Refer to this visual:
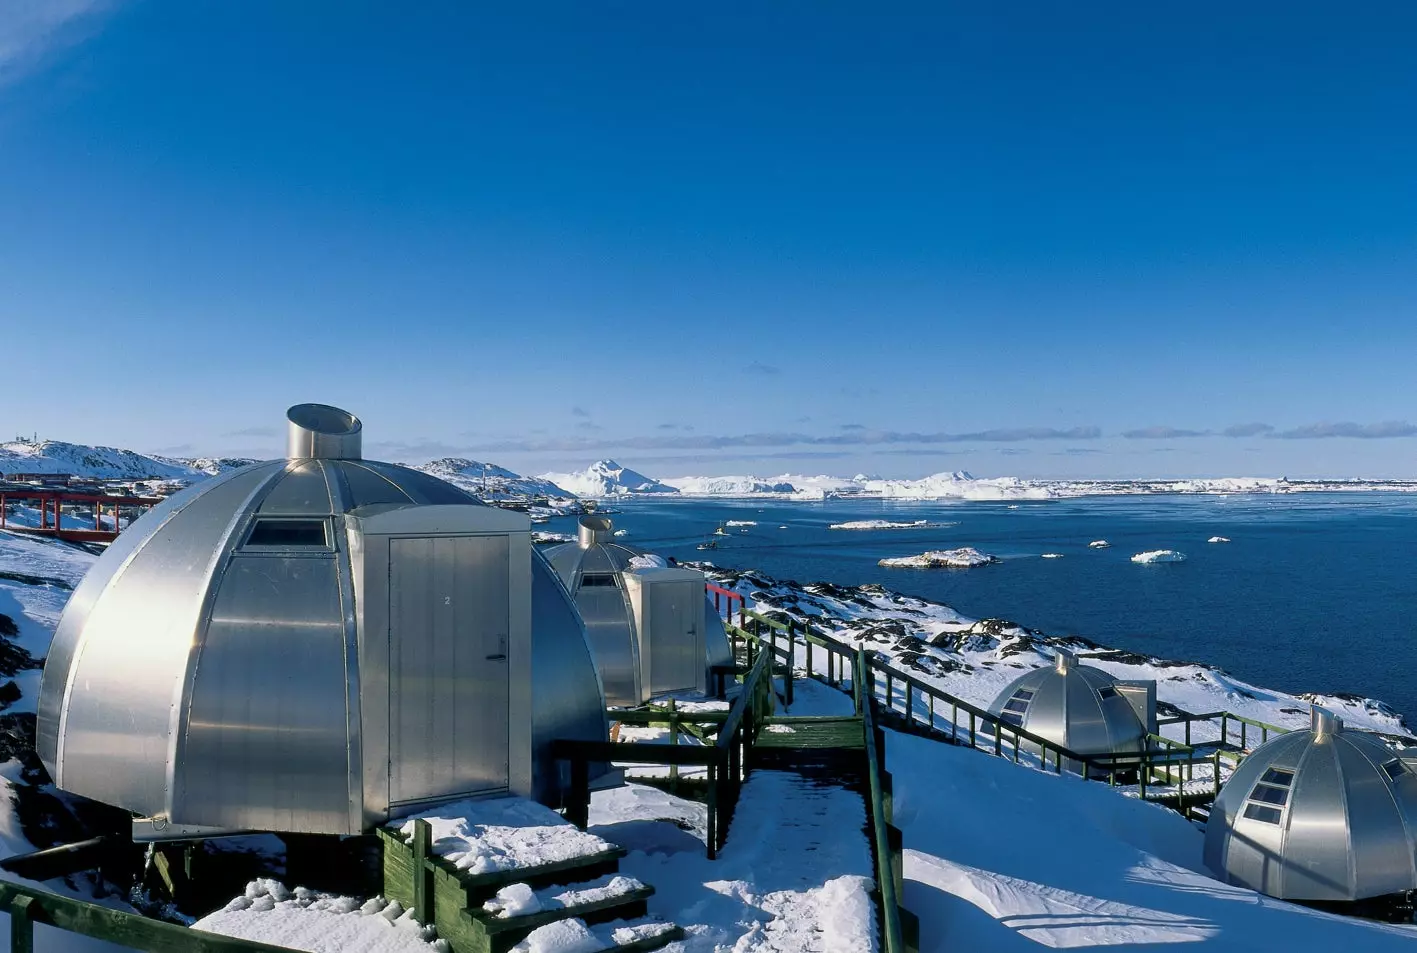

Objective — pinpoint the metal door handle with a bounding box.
[486,654,507,661]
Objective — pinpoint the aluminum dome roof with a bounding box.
[1204,708,1417,901]
[987,650,1150,758]
[36,405,607,835]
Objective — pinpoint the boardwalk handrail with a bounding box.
[0,878,296,953]
[858,652,909,953]
[718,598,1299,806]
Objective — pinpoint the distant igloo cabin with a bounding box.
[36,404,607,840]
[545,517,734,707]
[987,649,1156,763]
[1204,707,1417,902]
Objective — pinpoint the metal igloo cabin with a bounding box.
[545,517,733,707]
[987,649,1157,761]
[36,404,607,839]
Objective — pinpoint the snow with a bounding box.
[1209,536,1232,543]
[193,880,445,953]
[538,461,677,498]
[702,565,1412,738]
[414,459,576,502]
[1088,540,1111,548]
[590,771,877,952]
[613,529,629,537]
[626,554,668,570]
[878,547,1000,569]
[1040,553,1063,558]
[828,519,954,531]
[663,473,863,499]
[483,876,645,919]
[509,917,675,953]
[858,471,1055,501]
[890,731,1417,951]
[0,439,204,481]
[1131,550,1188,564]
[394,797,613,875]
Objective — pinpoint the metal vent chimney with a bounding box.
[286,403,362,460]
[578,516,614,546]
[1054,648,1075,674]
[1312,706,1344,739]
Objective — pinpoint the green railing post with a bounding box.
[1213,748,1221,799]
[10,896,35,953]
[411,818,434,925]
[706,759,718,860]
[668,698,679,794]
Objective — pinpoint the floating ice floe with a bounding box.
[725,520,757,527]
[828,519,953,531]
[1041,553,1064,559]
[1088,540,1111,548]
[1208,536,1231,543]
[613,529,629,537]
[1131,550,1187,564]
[879,548,1000,569]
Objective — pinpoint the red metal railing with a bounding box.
[0,490,162,543]
[706,582,746,628]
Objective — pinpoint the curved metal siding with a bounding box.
[46,463,284,816]
[529,555,609,800]
[1205,727,1417,901]
[702,599,733,671]
[988,663,1147,758]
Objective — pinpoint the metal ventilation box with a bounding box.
[623,567,707,696]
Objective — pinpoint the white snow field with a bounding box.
[413,459,577,502]
[1131,550,1188,564]
[878,548,1000,569]
[891,731,1417,951]
[538,461,677,497]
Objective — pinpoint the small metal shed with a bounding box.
[1204,708,1417,902]
[36,404,607,839]
[545,517,733,706]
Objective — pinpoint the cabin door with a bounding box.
[388,535,510,806]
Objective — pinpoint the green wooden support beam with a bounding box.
[10,896,34,953]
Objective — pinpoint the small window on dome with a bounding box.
[1097,685,1118,699]
[1243,804,1283,824]
[1242,766,1296,825]
[581,573,620,588]
[245,519,328,547]
[1382,758,1407,782]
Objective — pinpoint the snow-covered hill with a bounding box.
[415,458,576,501]
[539,460,678,497]
[0,439,205,481]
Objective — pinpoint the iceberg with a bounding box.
[879,548,1000,569]
[1208,536,1231,543]
[1131,550,1187,564]
[1088,540,1111,548]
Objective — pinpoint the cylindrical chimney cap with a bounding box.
[1311,706,1344,739]
[578,516,614,546]
[287,403,362,460]
[1054,649,1075,674]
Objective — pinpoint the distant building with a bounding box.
[1,472,75,486]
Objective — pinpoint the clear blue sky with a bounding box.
[2,2,1415,479]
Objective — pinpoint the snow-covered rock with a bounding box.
[415,459,575,501]
[879,548,1000,569]
[1131,550,1187,564]
[538,460,677,498]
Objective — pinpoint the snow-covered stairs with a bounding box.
[377,798,683,953]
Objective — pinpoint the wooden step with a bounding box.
[472,879,656,953]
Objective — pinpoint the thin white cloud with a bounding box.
[0,0,114,85]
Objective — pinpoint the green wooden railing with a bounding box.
[857,652,913,953]
[553,644,774,859]
[719,601,1288,809]
[0,879,295,953]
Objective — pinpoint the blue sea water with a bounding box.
[541,493,1417,724]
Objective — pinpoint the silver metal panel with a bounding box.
[702,597,734,671]
[175,554,353,833]
[579,586,641,706]
[627,570,705,696]
[529,551,608,800]
[1204,713,1417,901]
[255,460,334,515]
[987,661,1148,758]
[46,463,283,815]
[358,461,479,506]
[388,535,510,806]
